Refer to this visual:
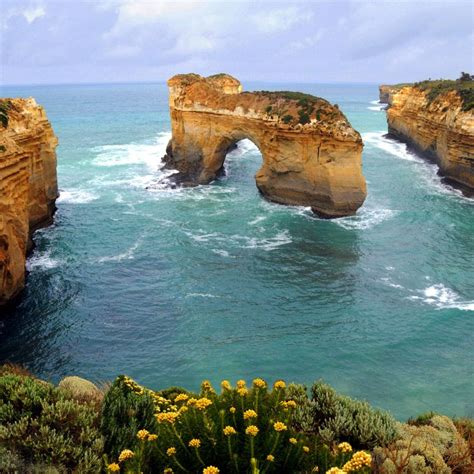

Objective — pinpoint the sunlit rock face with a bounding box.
[384,86,474,195]
[163,73,367,218]
[0,98,58,306]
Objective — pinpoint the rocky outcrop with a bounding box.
[379,85,401,105]
[382,85,474,195]
[162,73,366,217]
[0,98,58,306]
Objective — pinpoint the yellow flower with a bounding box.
[303,446,310,453]
[266,454,275,462]
[156,412,179,424]
[148,434,158,441]
[229,407,236,414]
[326,469,345,474]
[236,379,246,388]
[342,451,372,472]
[243,409,257,420]
[253,378,266,389]
[223,426,237,436]
[245,425,259,436]
[203,467,220,474]
[237,387,248,397]
[337,442,352,453]
[187,397,197,406]
[175,393,189,402]
[221,380,232,391]
[166,447,177,457]
[195,397,213,410]
[118,449,134,462]
[273,421,287,432]
[179,406,188,414]
[285,400,297,408]
[107,463,120,472]
[289,437,297,445]
[189,438,201,448]
[137,429,150,440]
[274,380,286,389]
[164,469,174,474]
[201,380,215,393]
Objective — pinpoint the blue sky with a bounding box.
[1,0,473,85]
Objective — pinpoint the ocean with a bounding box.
[0,82,473,420]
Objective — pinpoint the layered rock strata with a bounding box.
[380,85,474,194]
[163,74,367,217]
[0,98,58,306]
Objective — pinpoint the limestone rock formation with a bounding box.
[378,85,400,106]
[381,84,474,195]
[162,73,367,217]
[0,98,58,306]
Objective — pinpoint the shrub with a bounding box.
[298,110,311,125]
[101,375,161,459]
[0,99,12,128]
[282,114,294,124]
[310,381,398,449]
[0,369,103,473]
[108,377,372,473]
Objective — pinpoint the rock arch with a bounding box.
[162,73,367,217]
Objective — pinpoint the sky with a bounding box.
[1,0,473,85]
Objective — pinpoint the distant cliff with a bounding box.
[379,80,474,195]
[0,98,58,306]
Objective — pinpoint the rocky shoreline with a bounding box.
[379,81,474,196]
[0,98,58,306]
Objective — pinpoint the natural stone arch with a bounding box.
[162,73,367,217]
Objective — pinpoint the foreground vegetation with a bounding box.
[0,364,471,473]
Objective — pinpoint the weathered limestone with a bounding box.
[381,85,474,195]
[162,74,367,217]
[0,98,58,306]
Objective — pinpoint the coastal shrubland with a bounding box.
[0,365,471,473]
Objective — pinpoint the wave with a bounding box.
[92,132,171,170]
[227,139,259,157]
[211,249,234,258]
[336,207,398,230]
[186,293,220,298]
[408,283,474,311]
[370,99,381,105]
[98,235,143,263]
[57,189,99,204]
[362,131,422,162]
[367,105,385,112]
[26,250,60,271]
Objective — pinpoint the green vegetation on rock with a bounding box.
[0,99,12,128]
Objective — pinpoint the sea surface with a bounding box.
[0,82,473,420]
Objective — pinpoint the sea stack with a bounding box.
[0,98,58,306]
[163,73,367,218]
[379,80,474,195]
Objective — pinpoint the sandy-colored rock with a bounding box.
[162,73,367,217]
[379,85,400,105]
[58,376,102,400]
[383,86,474,194]
[0,98,58,306]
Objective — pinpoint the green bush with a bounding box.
[0,370,103,473]
[101,375,160,460]
[298,110,311,125]
[310,381,398,449]
[282,114,294,124]
[107,377,372,474]
[0,99,11,128]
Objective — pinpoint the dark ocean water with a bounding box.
[0,82,472,420]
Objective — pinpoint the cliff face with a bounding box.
[0,98,58,306]
[382,86,474,194]
[379,85,400,105]
[163,74,366,218]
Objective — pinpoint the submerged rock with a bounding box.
[162,73,367,218]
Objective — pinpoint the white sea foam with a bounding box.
[26,250,60,271]
[367,105,385,111]
[409,283,474,311]
[186,293,220,298]
[248,216,267,225]
[336,207,398,230]
[92,132,171,170]
[362,131,422,162]
[227,139,259,157]
[211,249,234,258]
[98,236,143,263]
[57,189,99,204]
[370,99,381,105]
[380,277,404,289]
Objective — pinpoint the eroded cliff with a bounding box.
[162,73,366,217]
[0,98,58,306]
[381,82,474,194]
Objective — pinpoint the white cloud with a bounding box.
[2,2,45,29]
[251,7,311,34]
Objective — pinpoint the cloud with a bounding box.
[251,6,311,34]
[2,1,45,29]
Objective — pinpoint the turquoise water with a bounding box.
[0,82,473,420]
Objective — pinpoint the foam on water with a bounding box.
[26,250,60,271]
[363,131,422,162]
[57,189,99,204]
[336,207,398,230]
[98,235,143,263]
[409,283,474,311]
